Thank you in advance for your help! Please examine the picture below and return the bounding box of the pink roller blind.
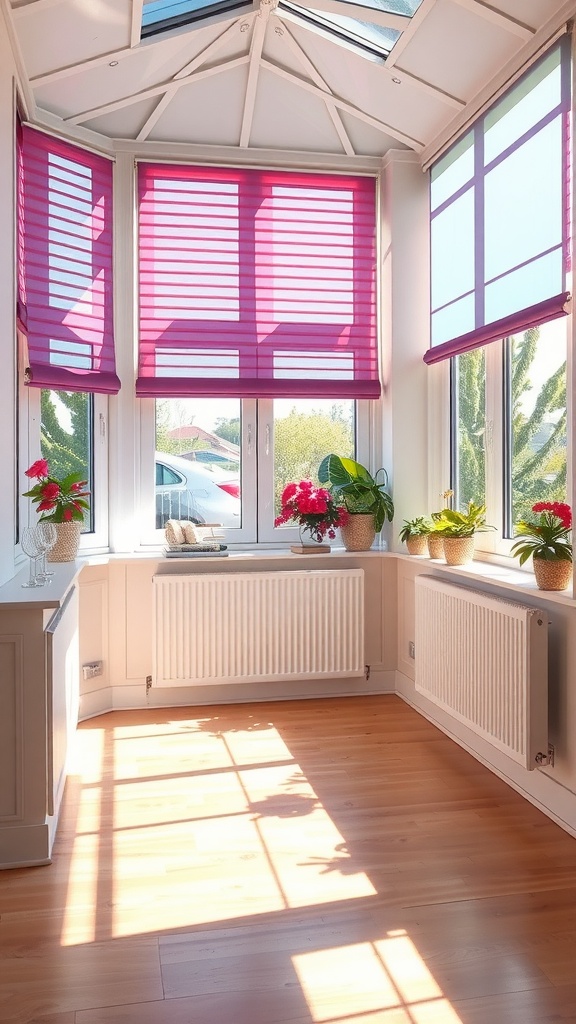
[136,164,379,398]
[18,125,120,394]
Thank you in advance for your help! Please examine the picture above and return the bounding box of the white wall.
[0,21,18,587]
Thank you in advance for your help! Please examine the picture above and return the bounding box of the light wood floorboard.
[2,695,576,1023]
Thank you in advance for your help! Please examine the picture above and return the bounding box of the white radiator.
[152,569,364,687]
[415,575,549,770]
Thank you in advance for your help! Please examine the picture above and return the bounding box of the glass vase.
[299,523,327,548]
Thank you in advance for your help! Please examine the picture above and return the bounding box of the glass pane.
[430,133,474,211]
[155,398,241,530]
[453,350,486,511]
[431,293,475,347]
[273,399,355,519]
[40,390,93,533]
[484,118,562,284]
[305,8,400,52]
[510,320,567,528]
[430,187,475,312]
[335,0,424,13]
[485,249,563,324]
[484,48,561,164]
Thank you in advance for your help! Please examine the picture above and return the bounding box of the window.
[451,320,567,551]
[148,395,366,545]
[137,162,378,546]
[430,39,571,554]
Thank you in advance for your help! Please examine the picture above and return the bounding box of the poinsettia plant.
[274,480,348,542]
[511,501,572,564]
[23,459,90,523]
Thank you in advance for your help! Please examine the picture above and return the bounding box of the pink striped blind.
[136,164,379,398]
[18,125,119,394]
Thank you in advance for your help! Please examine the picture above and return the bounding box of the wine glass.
[35,523,57,578]
[21,527,43,588]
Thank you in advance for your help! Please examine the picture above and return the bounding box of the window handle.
[247,423,252,455]
[266,424,270,456]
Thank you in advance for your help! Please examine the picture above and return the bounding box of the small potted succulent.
[511,501,572,591]
[399,517,432,555]
[433,500,493,566]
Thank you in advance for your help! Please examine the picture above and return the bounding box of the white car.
[155,451,241,529]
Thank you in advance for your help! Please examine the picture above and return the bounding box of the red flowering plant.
[511,501,572,565]
[274,480,348,542]
[23,459,90,523]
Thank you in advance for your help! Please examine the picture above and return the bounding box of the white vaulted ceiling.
[5,0,574,163]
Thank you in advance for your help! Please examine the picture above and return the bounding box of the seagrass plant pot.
[340,513,376,552]
[47,521,82,562]
[406,535,428,556]
[533,555,573,592]
[427,534,444,559]
[442,535,475,566]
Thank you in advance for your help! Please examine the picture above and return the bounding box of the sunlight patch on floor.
[293,931,464,1024]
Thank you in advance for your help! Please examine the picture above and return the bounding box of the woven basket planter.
[533,556,573,592]
[340,513,376,552]
[427,534,444,559]
[442,535,475,566]
[47,522,82,562]
[406,535,428,556]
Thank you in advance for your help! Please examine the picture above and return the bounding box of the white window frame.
[139,397,377,548]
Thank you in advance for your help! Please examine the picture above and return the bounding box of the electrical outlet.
[82,661,103,680]
[409,641,415,659]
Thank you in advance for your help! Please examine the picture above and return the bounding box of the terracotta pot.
[406,535,428,556]
[47,522,82,562]
[442,535,474,566]
[427,534,444,559]
[533,555,573,592]
[340,513,376,552]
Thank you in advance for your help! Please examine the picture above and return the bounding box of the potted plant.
[274,479,348,551]
[511,501,572,591]
[23,458,90,561]
[318,454,394,551]
[433,500,492,565]
[399,517,432,555]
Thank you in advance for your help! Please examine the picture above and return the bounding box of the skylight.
[141,0,252,38]
[141,0,425,57]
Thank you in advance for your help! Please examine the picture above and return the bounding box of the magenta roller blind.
[136,164,379,398]
[18,125,120,394]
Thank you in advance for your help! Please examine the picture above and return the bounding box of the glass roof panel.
[334,0,424,13]
[282,1,400,58]
[141,0,251,35]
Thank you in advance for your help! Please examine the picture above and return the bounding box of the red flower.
[41,482,60,500]
[37,499,57,512]
[63,508,73,521]
[25,459,49,479]
[532,501,572,530]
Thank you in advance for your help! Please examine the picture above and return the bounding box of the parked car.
[155,451,241,529]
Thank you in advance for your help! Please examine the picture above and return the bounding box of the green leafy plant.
[318,455,394,533]
[511,501,572,564]
[399,517,432,543]
[433,501,492,538]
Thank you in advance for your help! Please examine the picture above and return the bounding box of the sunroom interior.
[2,0,576,883]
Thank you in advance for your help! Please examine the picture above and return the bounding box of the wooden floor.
[2,696,576,1024]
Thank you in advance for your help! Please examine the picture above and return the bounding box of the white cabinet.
[0,566,79,868]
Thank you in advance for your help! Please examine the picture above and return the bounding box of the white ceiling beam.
[131,0,145,48]
[174,16,255,78]
[385,0,434,68]
[389,67,465,110]
[288,0,410,33]
[279,22,354,155]
[30,45,135,86]
[239,4,270,147]
[448,0,535,40]
[136,86,176,141]
[64,56,250,125]
[261,57,424,150]
[12,0,65,13]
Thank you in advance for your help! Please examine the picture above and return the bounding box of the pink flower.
[25,459,49,479]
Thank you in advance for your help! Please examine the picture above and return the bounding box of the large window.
[451,320,567,550]
[151,396,362,544]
